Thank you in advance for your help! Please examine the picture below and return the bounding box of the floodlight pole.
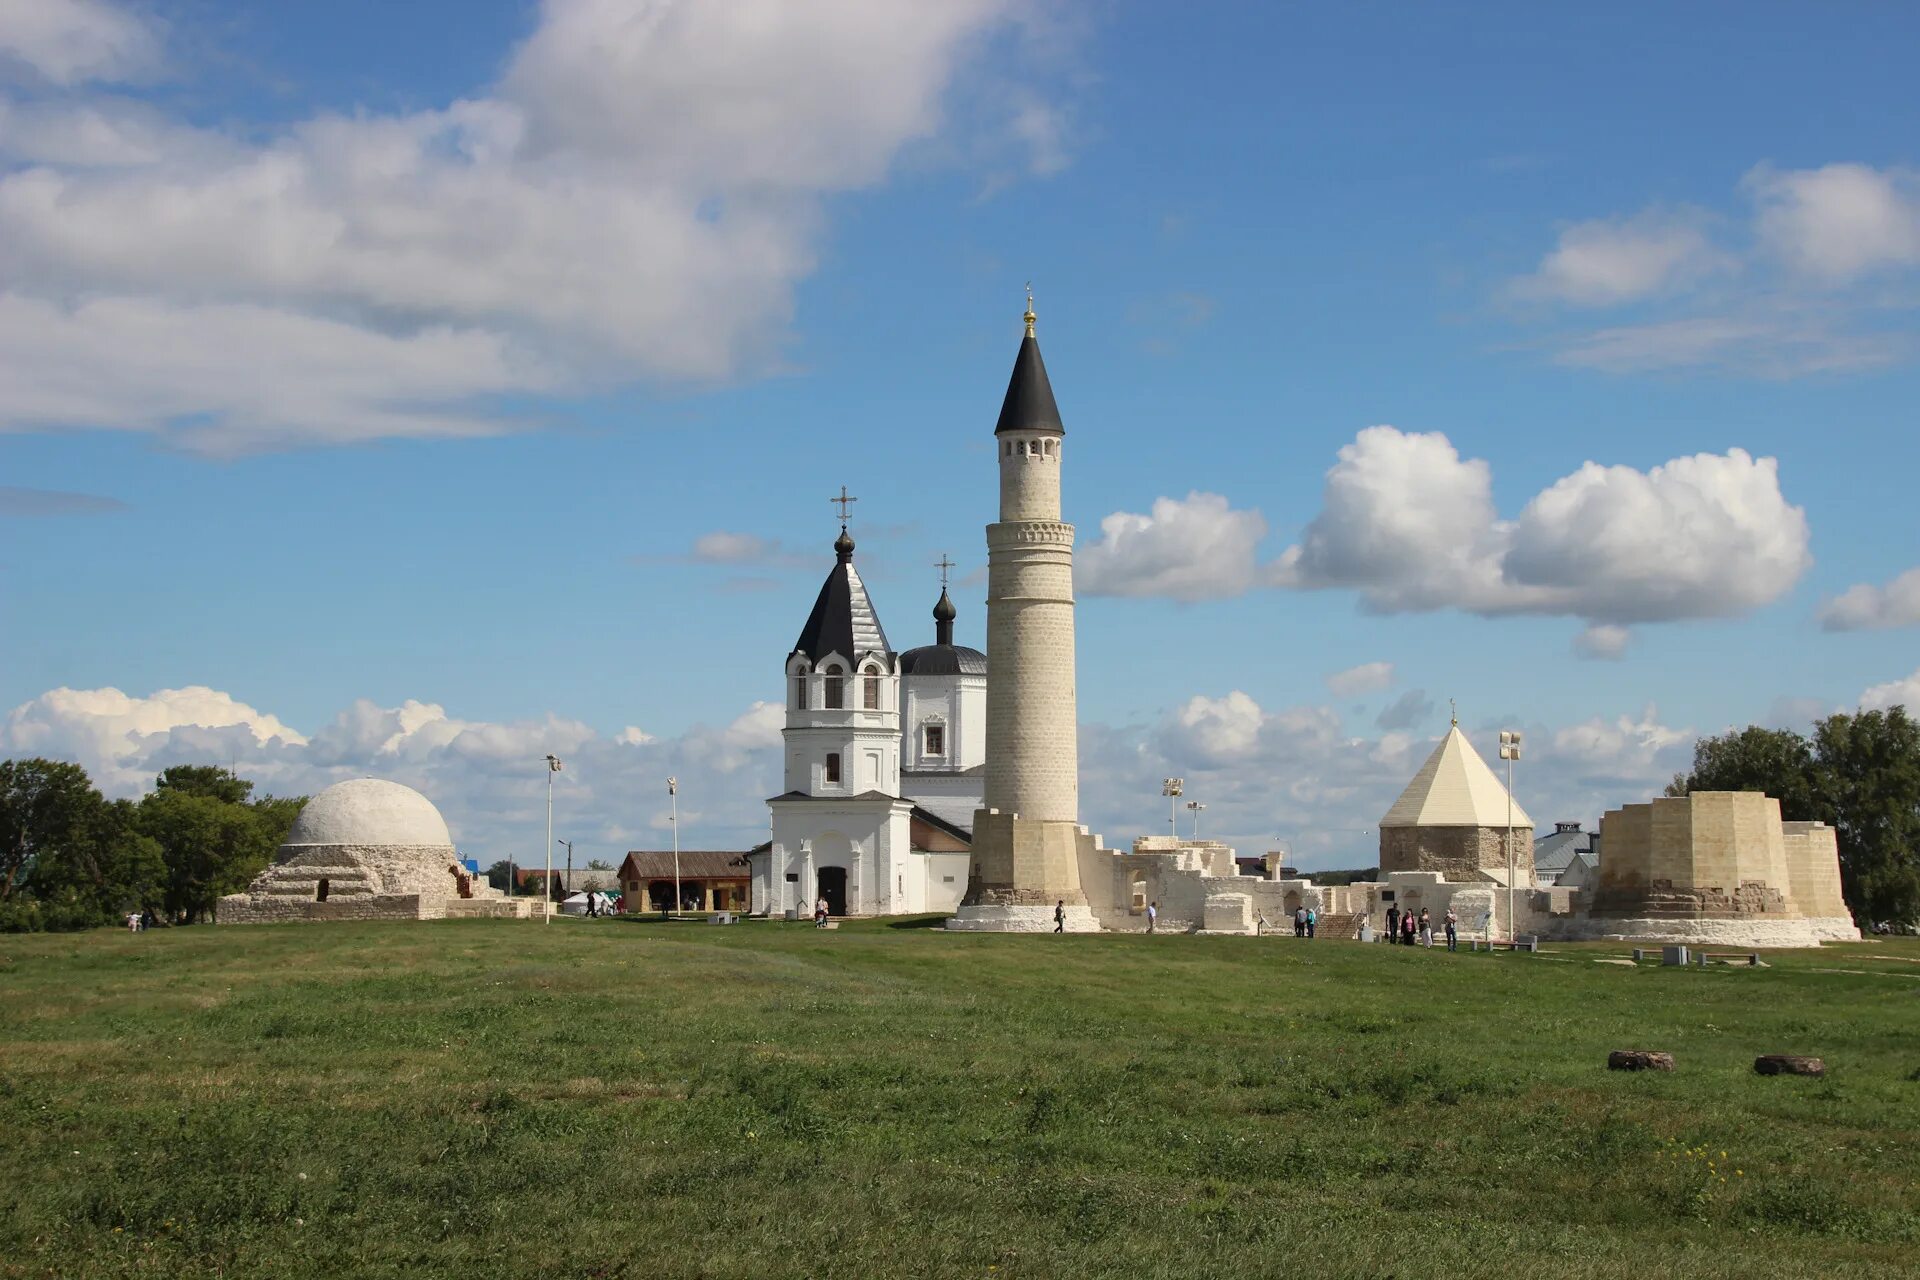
[544,755,562,922]
[557,838,573,905]
[668,777,681,918]
[1162,778,1184,838]
[1186,799,1206,840]
[1498,731,1522,943]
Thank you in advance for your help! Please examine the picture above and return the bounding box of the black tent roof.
[993,333,1064,436]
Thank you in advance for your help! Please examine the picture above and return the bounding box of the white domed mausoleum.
[219,778,530,923]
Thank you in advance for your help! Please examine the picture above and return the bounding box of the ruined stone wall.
[1781,821,1859,940]
[1591,792,1802,920]
[1379,825,1532,881]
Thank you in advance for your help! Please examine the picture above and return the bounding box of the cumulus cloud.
[1513,209,1728,305]
[0,685,788,863]
[1,685,306,794]
[1860,668,1920,713]
[0,0,161,87]
[1573,624,1631,660]
[1325,661,1394,697]
[1077,491,1269,601]
[1819,567,1920,631]
[0,0,1066,452]
[1273,427,1810,627]
[1747,162,1920,282]
[1079,690,1692,871]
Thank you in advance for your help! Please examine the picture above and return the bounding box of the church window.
[825,752,841,785]
[792,676,806,709]
[924,725,945,757]
[863,669,881,709]
[823,663,845,710]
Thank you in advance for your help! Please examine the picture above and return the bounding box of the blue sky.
[2,0,1917,871]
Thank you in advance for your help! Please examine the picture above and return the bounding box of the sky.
[2,0,1918,873]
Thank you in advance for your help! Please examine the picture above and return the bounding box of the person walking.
[814,896,829,928]
[1418,907,1434,948]
[1306,907,1317,939]
[1292,906,1305,937]
[1401,909,1417,947]
[1146,901,1158,934]
[1385,903,1401,945]
[1444,907,1459,952]
[1053,900,1066,933]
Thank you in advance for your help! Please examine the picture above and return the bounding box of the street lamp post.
[1498,731,1523,942]
[668,777,681,918]
[556,838,572,911]
[1186,799,1206,841]
[1162,778,1184,838]
[544,755,563,922]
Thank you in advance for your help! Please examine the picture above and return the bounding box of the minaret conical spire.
[995,290,1063,436]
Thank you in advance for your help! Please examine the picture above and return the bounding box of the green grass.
[2,920,1917,1278]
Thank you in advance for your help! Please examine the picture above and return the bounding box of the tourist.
[815,897,829,928]
[1418,907,1434,948]
[1053,900,1065,933]
[1305,907,1316,939]
[1444,907,1459,952]
[1401,910,1417,946]
[1146,901,1158,934]
[1385,903,1400,944]
[1292,906,1306,937]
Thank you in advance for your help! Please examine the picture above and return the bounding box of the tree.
[155,765,253,806]
[0,759,105,903]
[138,789,277,924]
[1666,725,1820,821]
[484,860,515,893]
[587,858,614,871]
[1811,706,1920,925]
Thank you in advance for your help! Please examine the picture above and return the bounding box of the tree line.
[0,760,306,932]
[1667,705,1920,926]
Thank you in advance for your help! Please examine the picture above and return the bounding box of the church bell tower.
[948,295,1099,932]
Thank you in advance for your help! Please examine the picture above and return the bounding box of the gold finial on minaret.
[1023,281,1036,337]
[1449,697,1458,727]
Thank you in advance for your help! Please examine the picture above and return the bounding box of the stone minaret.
[948,297,1098,932]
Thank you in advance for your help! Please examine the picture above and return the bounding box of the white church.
[745,527,985,917]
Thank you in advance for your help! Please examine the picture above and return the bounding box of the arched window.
[823,663,845,710]
[791,672,807,709]
[863,666,881,709]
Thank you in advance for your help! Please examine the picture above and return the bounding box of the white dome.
[284,778,453,848]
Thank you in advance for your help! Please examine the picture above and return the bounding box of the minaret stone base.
[945,809,1102,932]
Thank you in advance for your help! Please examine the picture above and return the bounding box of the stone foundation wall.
[1379,824,1532,881]
[1592,792,1803,920]
[219,894,429,924]
[1781,822,1853,923]
[961,810,1091,907]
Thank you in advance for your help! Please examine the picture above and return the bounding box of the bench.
[1697,951,1761,967]
[1469,937,1539,953]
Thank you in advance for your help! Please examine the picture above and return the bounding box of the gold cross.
[831,485,858,524]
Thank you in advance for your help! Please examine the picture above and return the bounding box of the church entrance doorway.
[817,867,848,917]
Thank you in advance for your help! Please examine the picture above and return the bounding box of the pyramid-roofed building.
[1378,725,1535,883]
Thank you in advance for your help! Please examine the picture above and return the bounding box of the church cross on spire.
[1023,282,1036,338]
[831,485,858,527]
[936,554,955,588]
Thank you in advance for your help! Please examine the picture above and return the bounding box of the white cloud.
[1513,209,1727,305]
[1573,624,1630,660]
[1,685,306,794]
[1165,691,1267,765]
[1275,427,1810,626]
[1325,661,1394,697]
[1549,314,1908,377]
[0,685,788,864]
[1077,491,1269,601]
[0,0,1065,452]
[1819,566,1920,631]
[0,0,161,87]
[1747,162,1920,282]
[1860,668,1920,713]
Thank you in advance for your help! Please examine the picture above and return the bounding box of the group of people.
[1382,903,1458,950]
[1291,906,1317,937]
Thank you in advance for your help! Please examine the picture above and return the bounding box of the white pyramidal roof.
[1380,725,1533,829]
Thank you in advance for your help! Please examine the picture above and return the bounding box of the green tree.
[1665,725,1820,821]
[0,759,105,903]
[154,764,254,805]
[484,860,515,893]
[587,858,614,871]
[138,789,277,924]
[30,797,168,924]
[1811,706,1920,924]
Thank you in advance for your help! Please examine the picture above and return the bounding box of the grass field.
[2,919,1917,1279]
